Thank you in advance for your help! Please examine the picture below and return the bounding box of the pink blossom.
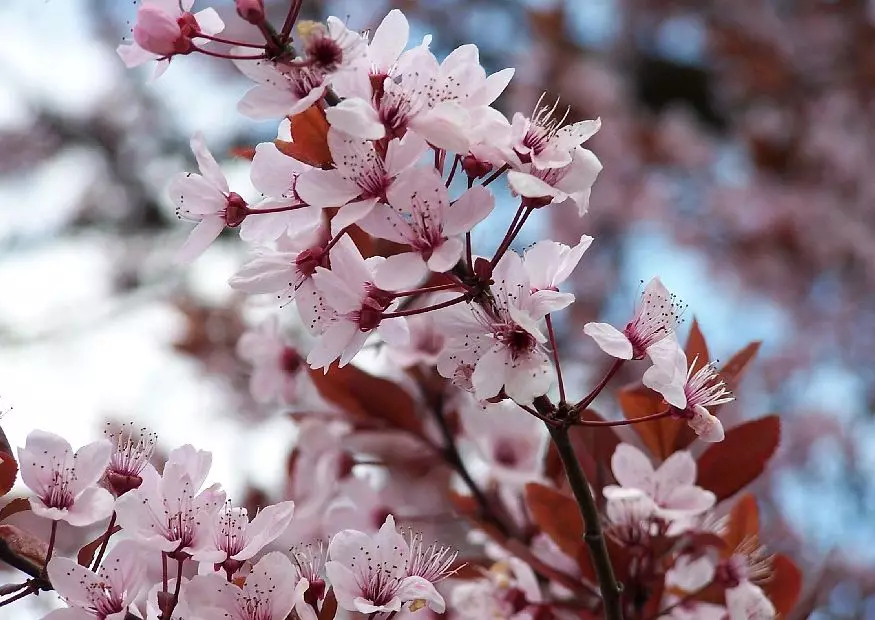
[436,251,552,404]
[236,317,306,405]
[192,499,295,567]
[384,297,446,368]
[640,345,732,443]
[604,487,658,545]
[229,222,327,306]
[296,129,427,234]
[325,514,445,614]
[507,145,602,214]
[103,423,157,497]
[186,552,309,620]
[117,0,224,78]
[359,169,493,286]
[303,234,410,370]
[604,443,715,520]
[522,234,593,315]
[450,558,542,620]
[725,581,776,620]
[18,430,114,526]
[508,96,601,169]
[168,133,249,263]
[114,444,225,556]
[243,142,319,244]
[45,540,146,620]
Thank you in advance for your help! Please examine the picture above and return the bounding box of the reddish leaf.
[619,384,682,461]
[229,145,256,160]
[524,483,584,559]
[0,452,17,498]
[720,341,762,394]
[0,497,29,522]
[308,364,424,438]
[77,524,122,567]
[696,416,780,501]
[764,553,803,615]
[685,318,710,374]
[275,105,332,168]
[723,494,759,552]
[318,587,338,620]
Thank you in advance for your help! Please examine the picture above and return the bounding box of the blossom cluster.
[0,2,800,619]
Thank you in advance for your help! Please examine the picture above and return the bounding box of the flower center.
[224,193,249,227]
[498,325,536,358]
[281,347,302,375]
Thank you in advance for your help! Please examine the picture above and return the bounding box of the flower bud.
[236,0,266,25]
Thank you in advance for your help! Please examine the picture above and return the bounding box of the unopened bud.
[236,0,266,25]
[462,153,493,180]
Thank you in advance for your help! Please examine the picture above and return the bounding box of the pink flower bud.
[236,0,266,25]
[133,6,183,56]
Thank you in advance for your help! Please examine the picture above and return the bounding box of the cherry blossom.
[451,558,542,620]
[236,317,306,405]
[296,129,427,233]
[103,423,157,497]
[45,540,146,620]
[169,133,249,263]
[725,580,777,620]
[507,145,602,214]
[303,234,410,370]
[18,430,114,526]
[604,487,658,546]
[641,345,733,442]
[436,251,552,404]
[186,552,309,620]
[359,169,493,285]
[604,443,715,520]
[114,444,225,556]
[522,234,593,315]
[117,0,224,78]
[325,514,445,614]
[508,96,601,169]
[384,298,446,368]
[192,499,295,569]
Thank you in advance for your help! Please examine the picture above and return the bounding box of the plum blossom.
[325,514,445,614]
[45,540,146,620]
[103,423,157,497]
[236,317,306,405]
[192,499,295,569]
[296,129,427,233]
[508,96,601,169]
[436,251,552,404]
[359,169,493,286]
[186,552,309,620]
[114,444,225,556]
[507,145,602,214]
[604,443,715,520]
[604,487,658,545]
[117,0,224,78]
[18,430,114,526]
[229,222,327,306]
[231,18,364,120]
[302,234,410,370]
[242,142,319,244]
[169,133,251,263]
[522,234,593,315]
[451,558,542,620]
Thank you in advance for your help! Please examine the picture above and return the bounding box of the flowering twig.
[547,422,624,620]
[381,294,469,318]
[90,512,117,572]
[545,314,567,404]
[42,521,57,577]
[574,358,625,413]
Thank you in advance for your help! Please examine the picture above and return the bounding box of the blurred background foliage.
[1,0,875,616]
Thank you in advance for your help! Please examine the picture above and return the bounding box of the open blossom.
[605,487,659,545]
[18,430,113,526]
[604,443,715,520]
[384,298,446,368]
[451,558,542,620]
[236,317,306,405]
[169,133,250,263]
[325,514,445,614]
[114,445,225,556]
[331,9,410,97]
[187,552,309,620]
[296,129,427,234]
[231,18,364,120]
[192,499,295,568]
[45,540,146,620]
[302,234,410,370]
[242,142,319,244]
[436,251,552,404]
[117,0,224,78]
[508,98,601,169]
[522,234,593,316]
[359,169,494,286]
[642,344,733,442]
[507,145,602,215]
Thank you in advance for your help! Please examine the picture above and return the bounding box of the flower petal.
[583,322,633,359]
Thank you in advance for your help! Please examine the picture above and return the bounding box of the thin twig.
[545,315,566,404]
[90,512,117,572]
[574,359,625,413]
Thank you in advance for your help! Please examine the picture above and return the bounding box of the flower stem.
[193,33,265,48]
[192,46,268,60]
[547,423,624,620]
[481,163,510,186]
[545,314,566,404]
[574,358,625,413]
[0,583,36,608]
[42,521,57,577]
[247,203,309,215]
[161,559,185,620]
[281,0,304,40]
[577,409,673,427]
[445,154,461,187]
[381,294,468,318]
[492,206,533,267]
[391,282,463,297]
[90,512,117,572]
